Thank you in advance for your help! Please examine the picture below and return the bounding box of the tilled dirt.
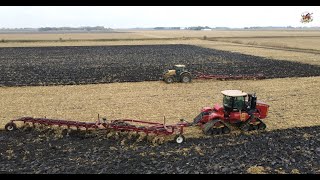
[0,45,319,86]
[0,125,319,174]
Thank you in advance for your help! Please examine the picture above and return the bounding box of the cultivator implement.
[162,65,266,84]
[194,71,265,80]
[5,117,189,143]
[4,89,269,144]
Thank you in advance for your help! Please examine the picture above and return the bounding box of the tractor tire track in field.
[0,125,319,174]
[0,45,319,87]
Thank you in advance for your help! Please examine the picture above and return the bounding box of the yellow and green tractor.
[162,64,192,83]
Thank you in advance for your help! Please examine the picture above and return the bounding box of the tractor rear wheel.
[181,74,192,83]
[164,77,174,84]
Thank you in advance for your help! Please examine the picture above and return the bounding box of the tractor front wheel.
[164,77,174,84]
[5,122,17,131]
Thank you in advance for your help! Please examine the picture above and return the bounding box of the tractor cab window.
[176,68,181,74]
[234,96,245,111]
[223,96,233,109]
[175,67,183,74]
[223,95,245,111]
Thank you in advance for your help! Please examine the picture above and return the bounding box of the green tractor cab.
[162,64,192,83]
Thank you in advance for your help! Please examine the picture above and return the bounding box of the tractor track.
[0,125,319,174]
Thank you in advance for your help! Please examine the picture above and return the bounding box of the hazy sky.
[0,6,319,28]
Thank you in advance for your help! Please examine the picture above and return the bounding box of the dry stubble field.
[0,30,320,174]
[0,77,319,138]
[0,30,319,133]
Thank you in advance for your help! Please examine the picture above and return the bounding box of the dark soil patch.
[0,126,319,174]
[0,45,319,86]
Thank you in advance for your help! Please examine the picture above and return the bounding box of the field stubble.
[0,30,320,136]
[0,77,319,138]
[0,30,319,174]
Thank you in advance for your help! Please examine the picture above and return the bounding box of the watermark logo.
[301,12,313,23]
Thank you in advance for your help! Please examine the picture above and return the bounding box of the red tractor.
[193,90,269,135]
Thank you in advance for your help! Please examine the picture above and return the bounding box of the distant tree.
[154,27,165,30]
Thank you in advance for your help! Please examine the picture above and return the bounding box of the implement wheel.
[5,122,17,131]
[174,135,185,144]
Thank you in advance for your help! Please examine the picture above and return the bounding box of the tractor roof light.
[175,64,186,68]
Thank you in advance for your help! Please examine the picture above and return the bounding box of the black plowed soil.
[0,126,319,174]
[0,45,319,86]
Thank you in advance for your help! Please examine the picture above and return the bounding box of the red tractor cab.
[193,90,269,135]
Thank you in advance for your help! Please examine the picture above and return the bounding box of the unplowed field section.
[0,45,319,86]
